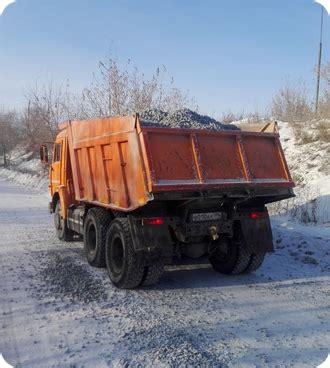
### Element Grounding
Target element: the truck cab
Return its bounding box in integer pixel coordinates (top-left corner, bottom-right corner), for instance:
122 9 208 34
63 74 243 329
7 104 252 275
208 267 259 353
41 131 75 237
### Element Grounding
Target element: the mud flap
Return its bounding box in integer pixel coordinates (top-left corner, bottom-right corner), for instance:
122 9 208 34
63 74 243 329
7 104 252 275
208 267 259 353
128 217 173 262
240 216 274 253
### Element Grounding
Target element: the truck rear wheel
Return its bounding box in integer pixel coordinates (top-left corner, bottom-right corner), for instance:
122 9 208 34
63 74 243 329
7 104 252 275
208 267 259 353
105 218 144 289
141 263 164 287
243 253 266 274
54 201 74 241
209 237 251 275
83 208 112 268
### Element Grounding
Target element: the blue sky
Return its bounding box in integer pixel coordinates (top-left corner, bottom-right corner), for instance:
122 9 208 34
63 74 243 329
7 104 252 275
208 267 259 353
0 0 329 117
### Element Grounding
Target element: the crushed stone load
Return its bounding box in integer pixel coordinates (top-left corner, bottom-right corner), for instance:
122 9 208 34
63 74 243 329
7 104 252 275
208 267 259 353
140 108 240 131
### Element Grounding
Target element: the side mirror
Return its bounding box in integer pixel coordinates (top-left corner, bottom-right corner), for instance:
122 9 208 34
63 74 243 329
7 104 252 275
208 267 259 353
40 144 49 164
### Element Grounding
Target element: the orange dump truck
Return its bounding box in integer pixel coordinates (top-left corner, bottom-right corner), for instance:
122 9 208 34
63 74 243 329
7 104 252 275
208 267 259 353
40 114 295 288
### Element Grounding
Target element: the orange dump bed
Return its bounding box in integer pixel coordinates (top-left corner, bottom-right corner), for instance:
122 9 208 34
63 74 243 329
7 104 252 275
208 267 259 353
61 115 294 211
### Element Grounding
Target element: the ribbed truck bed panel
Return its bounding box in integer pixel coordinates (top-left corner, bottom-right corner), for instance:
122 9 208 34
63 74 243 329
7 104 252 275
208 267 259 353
140 127 293 192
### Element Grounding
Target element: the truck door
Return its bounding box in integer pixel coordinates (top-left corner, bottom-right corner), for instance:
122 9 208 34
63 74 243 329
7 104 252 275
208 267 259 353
50 141 63 196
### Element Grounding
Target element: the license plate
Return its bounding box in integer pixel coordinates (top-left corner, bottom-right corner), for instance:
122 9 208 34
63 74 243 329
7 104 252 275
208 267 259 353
191 212 226 222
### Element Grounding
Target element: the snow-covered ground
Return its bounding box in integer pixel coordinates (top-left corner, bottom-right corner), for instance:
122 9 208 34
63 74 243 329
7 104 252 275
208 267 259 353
0 179 329 367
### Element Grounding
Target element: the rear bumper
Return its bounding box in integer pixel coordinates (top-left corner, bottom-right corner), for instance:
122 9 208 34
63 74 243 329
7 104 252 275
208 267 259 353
152 181 295 192
152 187 295 204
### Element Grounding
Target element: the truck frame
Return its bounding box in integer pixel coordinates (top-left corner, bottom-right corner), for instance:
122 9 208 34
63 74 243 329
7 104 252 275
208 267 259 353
40 114 295 288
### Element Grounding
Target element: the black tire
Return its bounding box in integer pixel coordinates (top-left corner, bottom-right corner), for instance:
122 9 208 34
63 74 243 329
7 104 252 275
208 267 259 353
209 237 251 275
243 253 266 274
83 208 112 268
141 263 164 287
105 218 144 289
54 201 74 241
112 210 127 218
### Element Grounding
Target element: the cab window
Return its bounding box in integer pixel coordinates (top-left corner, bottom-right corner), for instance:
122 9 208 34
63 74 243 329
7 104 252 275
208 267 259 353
54 143 62 162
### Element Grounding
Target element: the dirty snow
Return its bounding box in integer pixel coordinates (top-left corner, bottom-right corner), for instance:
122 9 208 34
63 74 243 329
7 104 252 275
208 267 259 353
0 179 329 367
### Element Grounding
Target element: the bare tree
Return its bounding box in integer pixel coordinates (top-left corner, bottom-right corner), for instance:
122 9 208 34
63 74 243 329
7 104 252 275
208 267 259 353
317 61 330 118
321 60 330 86
0 110 18 166
81 58 197 118
271 82 312 122
22 80 80 152
20 104 51 153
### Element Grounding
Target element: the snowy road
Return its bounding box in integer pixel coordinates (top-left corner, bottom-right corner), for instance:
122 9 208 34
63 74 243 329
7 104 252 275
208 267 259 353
0 179 329 368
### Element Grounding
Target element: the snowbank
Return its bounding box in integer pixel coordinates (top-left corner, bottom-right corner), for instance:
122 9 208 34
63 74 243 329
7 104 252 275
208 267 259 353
0 146 48 193
0 166 48 193
269 121 330 226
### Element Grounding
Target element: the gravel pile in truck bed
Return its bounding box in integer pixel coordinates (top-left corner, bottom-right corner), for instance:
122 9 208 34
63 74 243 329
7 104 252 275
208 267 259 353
140 109 239 131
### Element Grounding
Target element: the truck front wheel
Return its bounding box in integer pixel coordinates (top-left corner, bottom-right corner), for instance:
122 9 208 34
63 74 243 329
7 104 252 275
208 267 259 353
105 218 144 289
83 208 112 268
54 201 74 241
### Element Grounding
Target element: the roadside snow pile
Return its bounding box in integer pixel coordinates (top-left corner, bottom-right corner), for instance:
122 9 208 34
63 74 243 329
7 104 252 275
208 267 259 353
0 166 48 192
270 121 330 225
271 175 330 225
0 146 48 192
140 109 239 131
278 121 330 188
288 176 330 225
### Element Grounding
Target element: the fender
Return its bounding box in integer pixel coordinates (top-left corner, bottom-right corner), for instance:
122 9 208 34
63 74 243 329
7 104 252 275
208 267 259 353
58 186 71 219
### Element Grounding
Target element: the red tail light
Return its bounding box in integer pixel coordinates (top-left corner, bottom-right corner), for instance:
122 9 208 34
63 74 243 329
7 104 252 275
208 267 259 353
250 212 268 220
142 217 165 225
